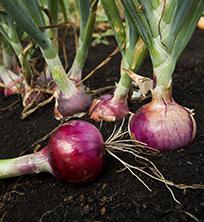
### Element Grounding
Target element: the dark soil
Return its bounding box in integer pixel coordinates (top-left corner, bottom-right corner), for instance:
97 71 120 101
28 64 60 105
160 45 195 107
0 29 204 222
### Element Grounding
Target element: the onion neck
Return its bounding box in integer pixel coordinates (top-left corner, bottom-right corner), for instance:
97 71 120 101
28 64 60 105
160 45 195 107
69 0 98 82
113 59 131 101
151 85 173 105
39 41 78 97
151 55 176 103
152 55 176 88
44 54 78 97
0 147 52 179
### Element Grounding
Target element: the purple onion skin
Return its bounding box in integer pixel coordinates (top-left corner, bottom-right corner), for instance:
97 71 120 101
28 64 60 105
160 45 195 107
89 94 129 122
129 99 196 151
54 91 92 119
47 120 104 183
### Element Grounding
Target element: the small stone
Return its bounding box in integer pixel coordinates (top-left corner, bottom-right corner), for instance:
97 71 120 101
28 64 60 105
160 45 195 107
100 207 106 216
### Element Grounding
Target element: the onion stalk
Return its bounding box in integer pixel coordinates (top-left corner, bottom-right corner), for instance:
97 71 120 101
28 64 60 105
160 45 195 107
122 0 204 151
47 0 59 48
68 0 98 82
0 6 55 108
59 0 69 22
89 0 147 122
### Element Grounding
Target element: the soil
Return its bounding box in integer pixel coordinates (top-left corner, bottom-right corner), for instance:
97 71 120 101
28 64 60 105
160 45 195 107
0 29 204 222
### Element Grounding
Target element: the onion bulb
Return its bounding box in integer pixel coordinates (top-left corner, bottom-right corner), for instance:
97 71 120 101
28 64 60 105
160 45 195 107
0 120 104 183
89 94 129 122
129 88 196 151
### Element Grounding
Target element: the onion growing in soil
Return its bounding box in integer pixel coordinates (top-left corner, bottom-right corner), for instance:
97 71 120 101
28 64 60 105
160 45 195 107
89 0 147 122
0 41 23 96
122 0 203 151
54 0 98 120
0 120 104 183
129 88 196 151
54 88 92 120
89 94 129 122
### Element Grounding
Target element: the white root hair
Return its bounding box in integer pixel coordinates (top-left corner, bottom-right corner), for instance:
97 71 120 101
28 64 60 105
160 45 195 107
104 119 204 204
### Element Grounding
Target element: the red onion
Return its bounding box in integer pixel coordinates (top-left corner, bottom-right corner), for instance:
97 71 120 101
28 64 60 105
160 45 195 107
129 89 196 151
0 120 104 183
54 90 92 120
89 94 129 122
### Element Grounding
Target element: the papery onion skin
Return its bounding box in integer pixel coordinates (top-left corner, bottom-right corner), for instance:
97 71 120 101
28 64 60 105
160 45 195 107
129 97 196 151
47 120 104 183
22 74 56 107
89 94 129 122
23 90 50 107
